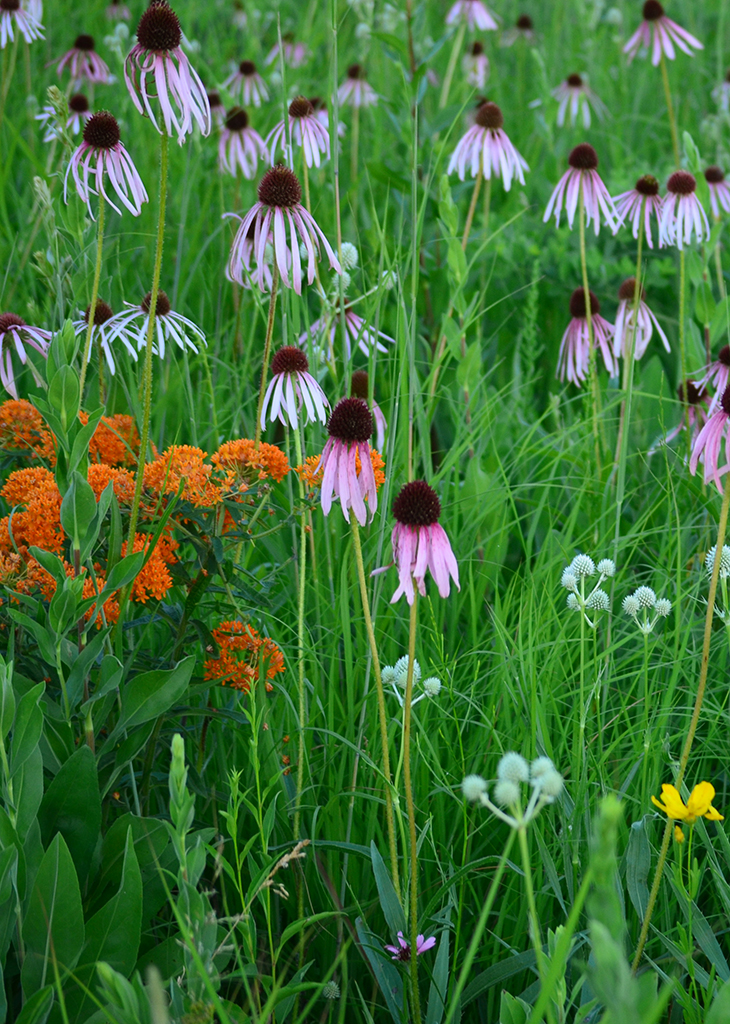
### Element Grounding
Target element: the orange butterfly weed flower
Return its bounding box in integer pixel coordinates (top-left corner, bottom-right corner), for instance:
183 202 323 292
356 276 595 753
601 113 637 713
212 438 290 493
0 400 55 463
0 467 64 555
296 447 385 494
87 413 143 467
87 464 136 504
121 534 175 603
204 619 285 693
144 445 221 507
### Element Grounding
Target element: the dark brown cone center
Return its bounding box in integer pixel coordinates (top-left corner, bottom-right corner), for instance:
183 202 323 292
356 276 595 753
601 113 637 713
643 0 664 20
136 2 182 52
84 300 114 325
567 73 583 87
225 106 249 131
722 386 730 416
393 480 441 528
667 171 696 196
207 90 222 108
0 313 25 333
351 370 369 399
618 277 645 302
142 290 171 317
289 96 314 119
74 34 95 50
705 166 726 185
517 14 533 29
719 345 730 367
83 111 120 149
327 398 372 443
69 93 90 113
470 42 484 56
258 166 302 208
678 380 705 405
568 143 598 171
475 101 503 130
239 60 256 75
347 63 363 78
636 174 659 196
0 0 20 10
569 288 599 318
272 346 309 375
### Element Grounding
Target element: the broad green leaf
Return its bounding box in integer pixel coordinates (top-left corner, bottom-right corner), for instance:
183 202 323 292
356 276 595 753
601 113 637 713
48 365 79 434
354 916 403 1024
426 930 449 1024
456 340 482 394
60 471 97 551
38 746 101 887
13 745 43 840
625 819 651 920
695 281 716 325
10 682 44 775
104 657 194 746
0 663 15 741
14 985 54 1024
707 978 730 1024
65 631 109 709
370 841 406 937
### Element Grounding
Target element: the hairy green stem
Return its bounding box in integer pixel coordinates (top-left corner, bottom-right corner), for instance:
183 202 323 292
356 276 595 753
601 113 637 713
439 23 466 109
403 595 421 1024
293 424 308 843
659 50 680 168
253 263 280 449
579 184 601 475
79 194 106 399
461 169 482 251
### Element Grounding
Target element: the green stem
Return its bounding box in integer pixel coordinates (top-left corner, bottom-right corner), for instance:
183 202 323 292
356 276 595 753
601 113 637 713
613 207 644 501
461 169 482 251
0 32 19 131
439 23 466 109
350 102 359 186
660 50 681 168
517 823 555 1024
640 630 650 810
198 343 220 444
714 217 726 302
403 595 421 1024
679 248 690 463
632 470 730 971
302 159 311 214
253 264 280 448
350 519 400 897
579 184 601 476
292 424 308 843
78 194 106 399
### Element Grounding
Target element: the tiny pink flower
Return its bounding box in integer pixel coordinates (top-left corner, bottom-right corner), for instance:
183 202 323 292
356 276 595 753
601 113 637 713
446 0 497 31
690 386 730 492
320 397 377 526
624 0 703 66
374 480 460 605
0 313 50 398
557 288 616 386
338 63 379 108
0 0 42 48
264 34 308 68
613 277 669 361
659 170 709 249
704 166 730 218
125 1 211 144
64 110 148 219
351 369 387 452
385 932 437 961
544 143 617 235
694 346 730 416
261 346 329 431
551 73 608 129
300 302 393 360
267 96 330 170
207 90 225 128
447 101 528 190
613 173 663 248
462 41 489 89
55 34 111 84
224 59 269 107
218 107 265 179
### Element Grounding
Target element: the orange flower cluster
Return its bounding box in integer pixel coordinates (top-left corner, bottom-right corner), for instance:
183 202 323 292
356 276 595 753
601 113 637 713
204 619 285 693
122 533 175 604
144 445 222 507
212 438 290 493
0 467 64 554
296 448 385 494
87 413 143 467
0 400 55 463
88 464 136 504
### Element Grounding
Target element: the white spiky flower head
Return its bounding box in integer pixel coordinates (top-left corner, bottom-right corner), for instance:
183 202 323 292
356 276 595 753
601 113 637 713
597 558 616 577
655 598 671 617
381 665 396 687
494 779 521 807
705 544 730 579
422 677 442 697
537 768 564 800
381 268 397 290
585 589 610 611
393 655 421 689
570 554 596 578
340 241 359 269
462 774 488 802
530 756 556 782
634 586 656 608
561 567 578 591
322 980 341 1000
566 593 580 610
497 751 529 784
622 594 640 616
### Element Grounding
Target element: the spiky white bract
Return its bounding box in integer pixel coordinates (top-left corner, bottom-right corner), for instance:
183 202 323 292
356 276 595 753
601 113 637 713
561 568 578 591
571 554 596 577
462 774 488 802
597 558 616 577
705 544 730 579
393 655 421 689
530 756 556 782
497 752 529 783
655 598 672 617
566 593 580 610
622 595 640 616
634 586 656 608
381 665 396 687
340 242 359 269
493 779 521 807
585 589 610 610
422 677 442 697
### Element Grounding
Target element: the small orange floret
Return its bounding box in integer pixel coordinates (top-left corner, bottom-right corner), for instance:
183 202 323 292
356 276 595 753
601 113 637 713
212 438 290 490
89 413 142 467
204 619 285 693
87 464 136 504
121 534 175 603
0 400 55 463
0 468 63 555
296 447 385 494
144 445 221 507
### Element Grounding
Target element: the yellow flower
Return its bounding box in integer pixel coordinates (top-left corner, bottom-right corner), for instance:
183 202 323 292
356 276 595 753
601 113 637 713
674 825 685 844
651 782 724 824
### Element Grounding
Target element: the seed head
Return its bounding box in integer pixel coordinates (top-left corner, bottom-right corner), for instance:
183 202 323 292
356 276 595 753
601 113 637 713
635 174 660 196
84 300 114 325
705 544 730 579
497 752 529 783
381 665 396 687
289 95 314 119
655 598 672 616
350 369 369 399
597 558 616 577
667 171 696 196
393 654 421 689
561 567 578 591
567 73 583 87
585 589 610 611
475 101 504 131
569 288 600 319
530 756 556 782
239 59 256 75
69 93 90 113
340 241 359 269
719 345 730 367
136 1 182 51
634 585 656 608
643 0 664 20
0 313 26 333
677 380 707 405
82 111 121 149
141 290 171 316
422 677 442 697
225 106 249 131
568 143 598 171
622 594 640 616
722 386 730 417
537 769 564 799
392 480 441 528
618 277 645 303
470 42 484 56
705 166 726 185
566 593 580 610
257 165 302 209
74 34 95 50
493 779 521 807
326 397 372 443
462 774 488 802
322 981 341 1000
271 345 308 375
571 553 596 577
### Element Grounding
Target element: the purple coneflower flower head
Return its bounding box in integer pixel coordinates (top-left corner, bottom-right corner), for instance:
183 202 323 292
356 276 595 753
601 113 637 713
351 369 387 452
264 34 308 68
0 313 50 398
207 90 225 128
704 167 730 218
56 34 111 84
218 107 265 179
125 1 211 144
385 932 437 961
310 96 345 139
694 346 730 416
613 174 663 248
447 101 528 190
624 0 703 65
690 386 730 492
557 288 616 386
300 301 394 360
551 73 608 128
231 0 246 29
268 96 330 170
376 480 460 605
502 14 534 45
106 0 130 20
446 0 497 31
654 380 709 452
613 277 670 361
107 290 205 359
659 171 709 249
228 165 340 295
225 218 276 292
65 110 149 219
338 64 379 108
319 397 377 526
462 42 489 89
261 346 329 430
0 0 42 47
544 143 617 235
36 93 92 142
73 300 138 375
224 60 269 107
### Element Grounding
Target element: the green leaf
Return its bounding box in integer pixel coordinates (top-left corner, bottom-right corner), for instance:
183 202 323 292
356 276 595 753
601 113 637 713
65 631 109 709
456 340 482 393
38 746 101 887
707 978 730 1024
96 551 145 603
60 471 98 551
13 745 43 840
68 407 104 478
500 991 532 1024
710 297 730 345
48 365 80 434
354 916 404 1024
47 585 79 636
426 930 449 1024
10 682 44 774
625 819 651 920
6 612 55 666
695 281 716 325
14 986 54 1024
27 548 67 588
0 664 15 742
21 834 85 996
370 841 406 937
104 657 195 747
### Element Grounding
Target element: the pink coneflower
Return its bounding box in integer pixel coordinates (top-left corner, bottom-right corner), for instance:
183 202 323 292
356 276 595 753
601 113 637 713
658 171 709 249
267 96 330 170
704 167 730 218
557 288 616 386
551 74 608 128
64 110 148 219
351 369 387 452
218 107 265 179
624 0 703 65
613 174 663 248
36 92 92 141
207 90 225 128
320 398 377 526
613 277 669 361
224 59 269 107
73 300 138 375
544 143 617 235
228 165 340 295
106 0 130 20
261 346 329 430
125 1 211 143
654 380 710 452
690 386 730 491
264 34 308 68
385 932 437 961
462 42 489 89
225 218 276 291
502 14 534 45
231 0 246 29
694 347 730 416
56 35 111 84
0 313 50 398
0 0 43 47
446 0 497 31
300 301 394 360
107 290 205 359
338 64 379 108
447 101 528 190
310 96 345 139
375 480 460 605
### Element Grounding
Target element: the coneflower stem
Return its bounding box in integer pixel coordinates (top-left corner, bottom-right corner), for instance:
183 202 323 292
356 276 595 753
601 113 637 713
403 593 421 1024
350 519 400 897
679 248 690 462
439 23 466 109
292 423 308 845
714 217 726 302
632 471 730 972
253 264 280 449
351 103 360 186
127 130 169 548
0 32 19 131
579 184 601 475
79 193 106 399
659 50 681 168
461 169 482 250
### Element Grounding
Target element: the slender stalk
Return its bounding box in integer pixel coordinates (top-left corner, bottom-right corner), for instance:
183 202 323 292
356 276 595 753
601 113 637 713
350 103 360 187
350 519 400 896
640 630 650 810
292 425 308 844
632 471 730 971
302 160 311 214
461 169 483 251
0 32 19 131
714 217 726 301
403 595 421 1024
517 823 555 1024
579 183 601 475
679 249 690 462
127 131 169 547
439 23 466 109
659 50 681 168
253 264 280 449
78 194 106 398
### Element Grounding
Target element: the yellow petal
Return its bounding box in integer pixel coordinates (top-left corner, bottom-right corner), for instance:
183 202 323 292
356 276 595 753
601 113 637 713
652 784 689 820
704 805 724 821
687 781 716 819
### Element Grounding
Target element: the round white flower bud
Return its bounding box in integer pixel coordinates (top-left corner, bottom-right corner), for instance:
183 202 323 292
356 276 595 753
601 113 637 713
597 558 616 577
566 593 580 610
561 568 578 591
381 268 398 290
322 980 341 999
570 554 596 578
530 756 555 782
585 588 610 611
634 586 656 608
422 677 442 697
355 21 371 38
381 666 396 687
462 774 488 802
705 544 730 579
655 598 672 617
493 779 521 807
340 242 359 269
622 594 640 616
394 655 421 689
538 769 564 799
497 751 529 784
338 270 352 291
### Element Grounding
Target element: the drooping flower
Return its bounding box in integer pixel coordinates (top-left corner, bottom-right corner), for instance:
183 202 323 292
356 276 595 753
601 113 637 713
0 313 51 399
0 0 43 48
447 101 528 190
64 110 149 218
690 385 730 491
652 782 723 823
704 166 730 218
73 300 138 375
319 398 377 526
301 300 394 361
445 0 497 31
207 89 225 128
462 41 489 88
613 173 663 248
267 96 330 170
260 346 329 431
107 290 205 360
613 277 669 361
225 218 275 292
218 107 265 179
106 0 130 21
124 0 211 143
551 73 609 128
338 64 379 107
502 14 535 46
659 170 710 249
385 932 437 962
544 143 617 235
695 345 730 415
264 33 308 68
652 380 710 452
55 34 111 84
351 369 387 452
36 92 93 142
374 480 460 605
557 288 616 386
624 0 703 66
224 59 269 106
